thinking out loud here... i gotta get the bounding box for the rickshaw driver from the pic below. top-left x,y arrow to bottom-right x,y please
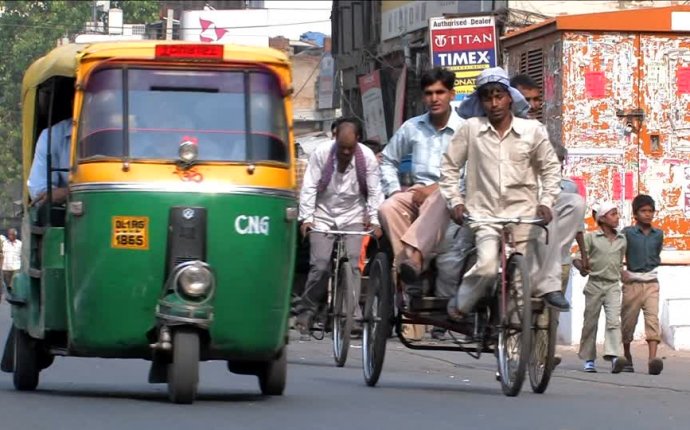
439,67 -> 570,319
294,118 -> 384,334
27,116 -> 72,206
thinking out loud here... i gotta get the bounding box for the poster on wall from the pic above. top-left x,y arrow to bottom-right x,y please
358,70 -> 388,144
428,15 -> 498,101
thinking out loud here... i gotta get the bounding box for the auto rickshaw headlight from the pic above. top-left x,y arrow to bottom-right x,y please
178,140 -> 198,165
177,264 -> 213,298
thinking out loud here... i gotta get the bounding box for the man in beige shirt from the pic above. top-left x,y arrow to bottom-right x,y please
439,67 -> 569,317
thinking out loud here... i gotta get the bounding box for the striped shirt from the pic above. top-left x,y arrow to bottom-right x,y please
380,111 -> 465,196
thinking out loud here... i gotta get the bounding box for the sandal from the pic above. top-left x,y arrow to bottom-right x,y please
399,260 -> 423,284
648,358 -> 663,375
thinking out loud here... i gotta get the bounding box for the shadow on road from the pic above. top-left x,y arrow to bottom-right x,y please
0,383 -> 267,404
288,358 -> 346,368
313,375 -> 503,397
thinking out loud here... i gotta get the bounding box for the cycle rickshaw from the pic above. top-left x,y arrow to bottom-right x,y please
1,41 -> 297,404
361,215 -> 558,397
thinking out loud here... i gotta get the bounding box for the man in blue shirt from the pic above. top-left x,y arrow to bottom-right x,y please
379,68 -> 465,287
27,117 -> 72,206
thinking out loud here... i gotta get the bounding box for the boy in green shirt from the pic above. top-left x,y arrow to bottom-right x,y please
573,202 -> 629,373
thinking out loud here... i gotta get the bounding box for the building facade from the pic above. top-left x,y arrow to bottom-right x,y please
332,0 -> 685,142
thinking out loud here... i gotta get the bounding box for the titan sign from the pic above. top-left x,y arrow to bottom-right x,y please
429,15 -> 498,100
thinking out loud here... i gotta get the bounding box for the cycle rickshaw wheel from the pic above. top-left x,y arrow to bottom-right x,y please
333,261 -> 354,367
497,253 -> 531,397
362,252 -> 393,386
528,307 -> 558,393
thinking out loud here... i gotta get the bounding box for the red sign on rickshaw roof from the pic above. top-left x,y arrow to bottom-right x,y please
155,44 -> 224,61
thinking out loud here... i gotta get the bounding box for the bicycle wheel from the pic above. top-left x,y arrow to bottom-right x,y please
497,253 -> 531,397
363,252 -> 393,386
332,261 -> 354,367
528,307 -> 558,393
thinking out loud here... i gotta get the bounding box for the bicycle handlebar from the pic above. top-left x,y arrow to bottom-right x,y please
463,215 -> 549,244
464,215 -> 546,225
308,228 -> 376,237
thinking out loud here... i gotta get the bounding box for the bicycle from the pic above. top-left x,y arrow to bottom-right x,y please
307,228 -> 374,367
363,214 -> 549,397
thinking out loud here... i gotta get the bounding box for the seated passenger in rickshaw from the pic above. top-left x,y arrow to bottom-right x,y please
378,67 -> 466,290
439,67 -> 570,319
294,118 -> 383,334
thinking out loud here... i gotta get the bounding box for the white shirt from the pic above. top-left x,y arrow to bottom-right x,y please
299,143 -> 383,230
440,116 -> 561,240
1,236 -> 22,271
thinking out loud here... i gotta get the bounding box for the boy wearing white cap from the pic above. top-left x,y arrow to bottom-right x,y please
572,202 -> 629,373
440,67 -> 569,316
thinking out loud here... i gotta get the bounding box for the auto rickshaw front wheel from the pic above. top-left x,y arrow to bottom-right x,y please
13,327 -> 40,391
258,347 -> 286,396
167,328 -> 200,404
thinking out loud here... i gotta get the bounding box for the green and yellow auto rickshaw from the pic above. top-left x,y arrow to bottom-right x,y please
0,41 -> 297,403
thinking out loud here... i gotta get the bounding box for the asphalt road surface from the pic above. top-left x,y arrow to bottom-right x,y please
1,302 -> 689,430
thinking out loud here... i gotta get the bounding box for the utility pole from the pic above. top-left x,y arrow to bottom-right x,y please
165,9 -> 174,40
92,0 -> 98,32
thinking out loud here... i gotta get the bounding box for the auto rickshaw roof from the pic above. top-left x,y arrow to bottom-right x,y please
22,43 -> 84,91
20,41 -> 292,201
22,40 -> 290,91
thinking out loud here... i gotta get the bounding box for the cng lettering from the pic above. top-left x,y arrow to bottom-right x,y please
235,215 -> 270,236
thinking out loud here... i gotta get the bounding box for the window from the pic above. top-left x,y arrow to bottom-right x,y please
519,48 -> 544,120
78,67 -> 289,163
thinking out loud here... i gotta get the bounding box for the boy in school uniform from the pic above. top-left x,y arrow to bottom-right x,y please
573,202 -> 629,373
620,194 -> 664,375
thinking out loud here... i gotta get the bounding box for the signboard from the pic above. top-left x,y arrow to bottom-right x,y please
383,1 -> 460,41
318,53 -> 335,109
181,9 -> 269,46
381,1 -> 505,41
358,71 -> 388,143
429,15 -> 498,101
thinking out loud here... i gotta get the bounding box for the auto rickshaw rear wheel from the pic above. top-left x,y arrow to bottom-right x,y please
167,328 -> 200,404
258,347 -> 286,396
13,327 -> 39,391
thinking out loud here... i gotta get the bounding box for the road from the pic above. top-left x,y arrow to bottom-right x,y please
1,302 -> 689,430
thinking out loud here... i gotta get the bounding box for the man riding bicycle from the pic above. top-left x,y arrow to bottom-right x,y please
439,67 -> 570,319
295,118 -> 383,334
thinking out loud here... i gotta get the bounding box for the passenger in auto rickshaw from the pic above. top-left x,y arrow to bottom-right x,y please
294,118 -> 383,334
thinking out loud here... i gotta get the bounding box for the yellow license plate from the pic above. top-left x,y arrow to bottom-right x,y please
111,216 -> 149,250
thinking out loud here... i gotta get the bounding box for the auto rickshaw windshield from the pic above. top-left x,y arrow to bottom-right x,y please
77,67 -> 289,163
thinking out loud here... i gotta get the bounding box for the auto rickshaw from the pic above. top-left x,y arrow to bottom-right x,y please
0,41 -> 297,403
